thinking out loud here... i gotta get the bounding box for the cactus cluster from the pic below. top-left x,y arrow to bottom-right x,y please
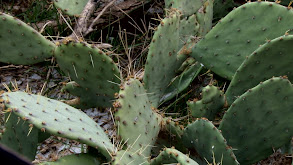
1,0 -> 293,164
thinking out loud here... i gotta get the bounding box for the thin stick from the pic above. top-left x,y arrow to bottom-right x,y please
85,0 -> 116,36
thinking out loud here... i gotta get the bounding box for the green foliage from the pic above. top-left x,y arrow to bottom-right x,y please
1,0 -> 293,164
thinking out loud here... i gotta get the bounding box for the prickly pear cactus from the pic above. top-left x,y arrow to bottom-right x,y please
226,35 -> 293,105
191,1 -> 293,80
179,14 -> 199,45
55,42 -> 120,108
0,13 -> 55,65
187,85 -> 225,120
143,13 -> 186,107
196,0 -> 213,36
0,111 -> 38,161
0,91 -> 114,159
183,119 -> 238,165
150,148 -> 199,165
53,0 -> 89,16
114,79 -> 161,157
220,77 -> 293,164
61,81 -> 115,109
112,150 -> 149,165
42,154 -> 101,165
166,0 -> 208,17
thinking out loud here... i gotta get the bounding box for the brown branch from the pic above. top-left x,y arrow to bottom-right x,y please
84,0 -> 116,36
69,0 -> 97,40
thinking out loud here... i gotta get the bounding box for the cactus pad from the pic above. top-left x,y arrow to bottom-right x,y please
219,77 -> 293,164
150,148 -> 199,165
143,13 -> 186,107
0,13 -> 55,65
112,150 -> 149,165
0,111 -> 38,161
183,119 -> 238,164
166,0 -> 208,17
114,79 -> 161,157
191,1 -> 293,79
187,85 -> 225,120
42,154 -> 101,165
55,42 -> 120,108
53,0 -> 89,16
1,91 -> 114,159
226,35 -> 293,105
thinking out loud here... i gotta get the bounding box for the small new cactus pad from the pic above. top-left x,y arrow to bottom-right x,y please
53,0 -> 89,16
219,77 -> 293,164
196,0 -> 213,36
112,150 -> 149,165
114,79 -> 161,157
150,148 -> 199,165
55,42 -> 120,108
0,91 -> 114,159
0,13 -> 55,65
144,13 -> 186,107
191,1 -> 293,80
42,154 -> 101,165
226,35 -> 293,105
187,85 -> 225,120
183,119 -> 238,165
160,62 -> 202,104
0,111 -> 38,161
61,81 -> 113,109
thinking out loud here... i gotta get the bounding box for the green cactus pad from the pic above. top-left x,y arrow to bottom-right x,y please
61,81 -> 114,109
196,0 -> 213,36
1,91 -> 114,159
179,14 -> 199,45
150,148 -> 199,165
41,154 -> 101,165
114,79 -> 161,157
191,1 -> 293,80
187,85 -> 225,120
112,150 -> 149,165
226,35 -> 293,105
219,77 -> 293,164
183,119 -> 238,165
53,0 -> 89,16
167,0 -> 208,17
144,13 -> 187,107
0,111 -> 38,161
55,42 -> 120,108
0,13 -> 55,65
